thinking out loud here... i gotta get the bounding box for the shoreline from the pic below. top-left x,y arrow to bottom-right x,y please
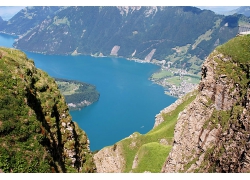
1,32 -> 198,98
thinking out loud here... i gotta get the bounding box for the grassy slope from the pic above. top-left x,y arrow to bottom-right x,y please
110,91 -> 197,173
56,81 -> 81,96
123,35 -> 250,173
217,34 -> 250,64
215,34 -> 250,96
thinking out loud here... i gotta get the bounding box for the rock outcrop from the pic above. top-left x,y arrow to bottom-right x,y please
0,47 -> 96,172
93,143 -> 125,173
110,45 -> 120,56
161,35 -> 250,173
154,89 -> 198,129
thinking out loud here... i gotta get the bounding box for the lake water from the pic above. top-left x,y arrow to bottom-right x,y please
0,33 -> 177,151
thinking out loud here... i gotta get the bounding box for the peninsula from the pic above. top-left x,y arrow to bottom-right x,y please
55,78 -> 100,111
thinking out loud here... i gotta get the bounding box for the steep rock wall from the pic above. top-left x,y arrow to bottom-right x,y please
93,143 -> 125,173
161,35 -> 250,173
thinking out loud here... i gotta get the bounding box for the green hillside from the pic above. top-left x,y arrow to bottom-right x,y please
0,47 -> 96,172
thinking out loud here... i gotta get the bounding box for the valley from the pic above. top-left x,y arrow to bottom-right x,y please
0,5 -> 250,173
2,6 -> 249,100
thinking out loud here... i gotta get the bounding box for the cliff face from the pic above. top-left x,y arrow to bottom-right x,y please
0,47 -> 96,172
161,35 -> 250,173
93,143 -> 125,173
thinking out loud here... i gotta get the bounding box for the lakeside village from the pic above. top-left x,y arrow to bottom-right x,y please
129,56 -> 199,98
149,62 -> 198,98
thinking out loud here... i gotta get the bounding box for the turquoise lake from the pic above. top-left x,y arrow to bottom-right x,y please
0,33 -> 177,151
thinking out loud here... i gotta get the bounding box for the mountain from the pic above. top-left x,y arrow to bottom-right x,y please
0,6 -> 65,35
0,47 -> 96,173
226,6 -> 250,17
0,6 -> 25,21
196,6 -> 240,15
2,6 -> 249,75
0,16 -> 3,23
93,34 -> 250,173
1,6 -> 250,173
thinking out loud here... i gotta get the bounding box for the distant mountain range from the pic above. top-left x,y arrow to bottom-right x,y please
0,6 -> 25,20
0,6 -> 65,35
226,6 -> 250,17
197,6 -> 240,15
196,6 -> 250,17
0,6 -> 250,75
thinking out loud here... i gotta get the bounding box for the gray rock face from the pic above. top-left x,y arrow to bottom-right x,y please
93,144 -> 125,173
161,50 -> 250,173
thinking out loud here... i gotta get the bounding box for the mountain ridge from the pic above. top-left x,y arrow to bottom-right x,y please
226,6 -> 250,17
1,6 -> 248,75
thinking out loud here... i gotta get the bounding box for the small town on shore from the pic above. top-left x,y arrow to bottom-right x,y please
129,57 -> 200,98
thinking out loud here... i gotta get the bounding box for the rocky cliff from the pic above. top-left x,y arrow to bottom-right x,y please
161,34 -> 250,173
0,47 -> 96,172
93,143 -> 125,173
